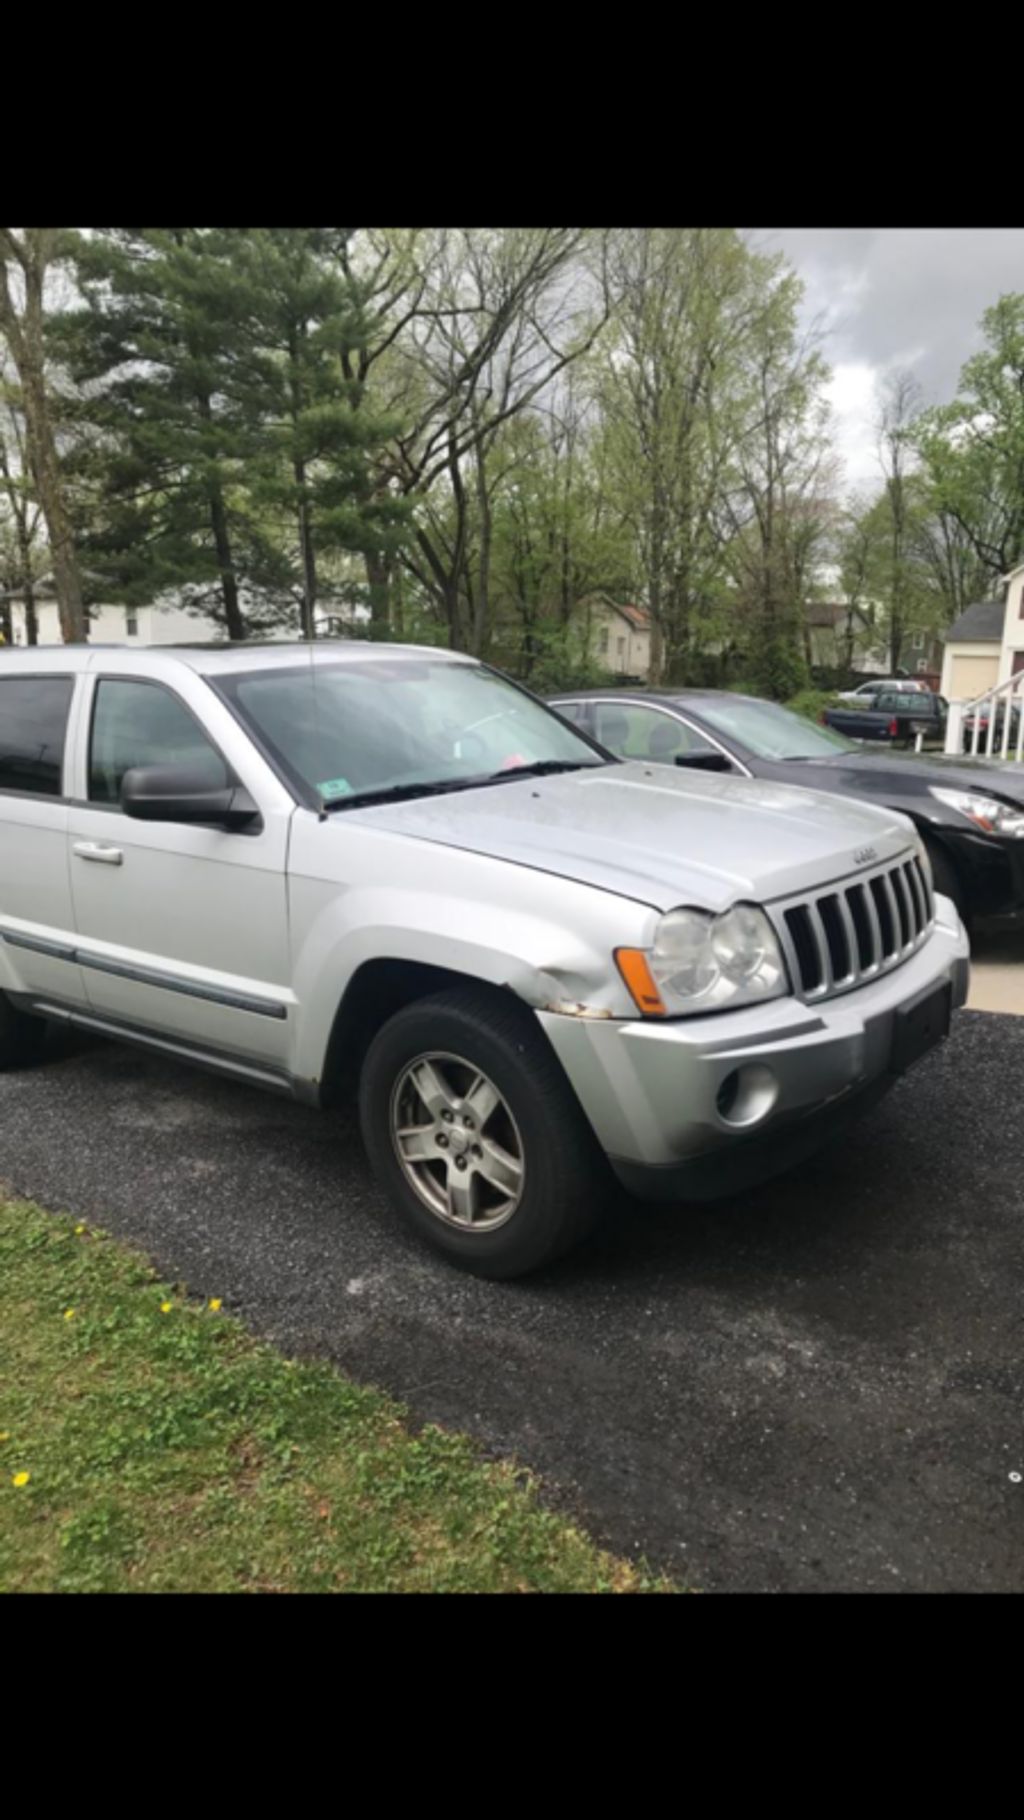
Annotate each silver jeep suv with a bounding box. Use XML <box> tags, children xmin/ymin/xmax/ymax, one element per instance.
<box><xmin>0</xmin><ymin>643</ymin><xmax>969</xmax><ymax>1276</ymax></box>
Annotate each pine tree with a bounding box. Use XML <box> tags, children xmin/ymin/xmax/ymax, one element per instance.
<box><xmin>223</xmin><ymin>228</ymin><xmax>404</xmax><ymax>637</ymax></box>
<box><xmin>57</xmin><ymin>229</ymin><xmax>289</xmax><ymax>638</ymax></box>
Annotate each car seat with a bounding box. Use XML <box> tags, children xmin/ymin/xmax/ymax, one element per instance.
<box><xmin>647</xmin><ymin>720</ymin><xmax>684</xmax><ymax>762</ymax></box>
<box><xmin>596</xmin><ymin>709</ymin><xmax>631</xmax><ymax>755</ymax></box>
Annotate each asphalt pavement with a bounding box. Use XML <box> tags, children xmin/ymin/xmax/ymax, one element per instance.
<box><xmin>2</xmin><ymin>1010</ymin><xmax>1022</xmax><ymax>1591</ymax></box>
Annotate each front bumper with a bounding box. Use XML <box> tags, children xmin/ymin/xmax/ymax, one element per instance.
<box><xmin>536</xmin><ymin>894</ymin><xmax>970</xmax><ymax>1202</ymax></box>
<box><xmin>938</xmin><ymin>826</ymin><xmax>1024</xmax><ymax>918</ymax></box>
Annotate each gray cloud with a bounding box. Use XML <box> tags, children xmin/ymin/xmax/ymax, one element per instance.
<box><xmin>764</xmin><ymin>227</ymin><xmax>1024</xmax><ymax>402</ymax></box>
<box><xmin>750</xmin><ymin>229</ymin><xmax>1024</xmax><ymax>491</ymax></box>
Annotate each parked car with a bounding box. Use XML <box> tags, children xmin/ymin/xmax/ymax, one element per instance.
<box><xmin>547</xmin><ymin>687</ymin><xmax>1024</xmax><ymax>925</ymax></box>
<box><xmin>0</xmin><ymin>647</ymin><xmax>968</xmax><ymax>1277</ymax></box>
<box><xmin>962</xmin><ymin>703</ymin><xmax>1022</xmax><ymax>754</ymax></box>
<box><xmin>837</xmin><ymin>678</ymin><xmax>930</xmax><ymax>703</ymax></box>
<box><xmin>822</xmin><ymin>688</ymin><xmax>948</xmax><ymax>746</ymax></box>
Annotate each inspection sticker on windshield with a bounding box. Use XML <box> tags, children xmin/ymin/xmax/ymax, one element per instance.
<box><xmin>319</xmin><ymin>777</ymin><xmax>353</xmax><ymax>800</ymax></box>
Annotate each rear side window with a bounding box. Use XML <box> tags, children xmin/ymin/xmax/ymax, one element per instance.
<box><xmin>89</xmin><ymin>680</ymin><xmax>228</xmax><ymax>805</ymax></box>
<box><xmin>0</xmin><ymin>675</ymin><xmax>74</xmax><ymax>796</ymax></box>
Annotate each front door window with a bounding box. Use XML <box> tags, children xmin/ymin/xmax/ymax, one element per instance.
<box><xmin>593</xmin><ymin>703</ymin><xmax>715</xmax><ymax>764</ymax></box>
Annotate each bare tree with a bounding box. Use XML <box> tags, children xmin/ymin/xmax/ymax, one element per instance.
<box><xmin>592</xmin><ymin>229</ymin><xmax>773</xmax><ymax>685</ymax></box>
<box><xmin>877</xmin><ymin>368</ymin><xmax>921</xmax><ymax>672</ymax></box>
<box><xmin>724</xmin><ymin>269</ymin><xmax>835</xmax><ymax>697</ymax></box>
<box><xmin>359</xmin><ymin>228</ymin><xmax>611</xmax><ymax>650</ymax></box>
<box><xmin>837</xmin><ymin>497</ymin><xmax>875</xmax><ymax>671</ymax></box>
<box><xmin>0</xmin><ymin>230</ymin><xmax>86</xmax><ymax>641</ymax></box>
<box><xmin>0</xmin><ymin>383</ymin><xmax>44</xmax><ymax>643</ymax></box>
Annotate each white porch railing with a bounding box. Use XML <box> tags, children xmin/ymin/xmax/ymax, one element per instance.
<box><xmin>944</xmin><ymin>670</ymin><xmax>1024</xmax><ymax>761</ymax></box>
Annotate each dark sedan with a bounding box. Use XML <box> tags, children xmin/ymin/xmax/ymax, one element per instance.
<box><xmin>547</xmin><ymin>687</ymin><xmax>1024</xmax><ymax>924</ymax></box>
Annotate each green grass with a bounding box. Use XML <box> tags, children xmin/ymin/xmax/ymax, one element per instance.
<box><xmin>0</xmin><ymin>1196</ymin><xmax>671</xmax><ymax>1593</ymax></box>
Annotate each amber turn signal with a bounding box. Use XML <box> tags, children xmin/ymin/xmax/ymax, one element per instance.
<box><xmin>614</xmin><ymin>948</ymin><xmax>667</xmax><ymax>1016</ymax></box>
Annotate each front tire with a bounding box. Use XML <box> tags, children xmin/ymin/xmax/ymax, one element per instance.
<box><xmin>359</xmin><ymin>985</ymin><xmax>609</xmax><ymax>1278</ymax></box>
<box><xmin>0</xmin><ymin>995</ymin><xmax>49</xmax><ymax>1070</ymax></box>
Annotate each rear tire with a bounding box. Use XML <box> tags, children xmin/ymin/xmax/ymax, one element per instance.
<box><xmin>0</xmin><ymin>995</ymin><xmax>49</xmax><ymax>1070</ymax></box>
<box><xmin>359</xmin><ymin>984</ymin><xmax>610</xmax><ymax>1278</ymax></box>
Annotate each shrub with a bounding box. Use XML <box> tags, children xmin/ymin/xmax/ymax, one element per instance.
<box><xmin>786</xmin><ymin>688</ymin><xmax>846</xmax><ymax>724</ymax></box>
<box><xmin>747</xmin><ymin>640</ymin><xmax>810</xmax><ymax>704</ymax></box>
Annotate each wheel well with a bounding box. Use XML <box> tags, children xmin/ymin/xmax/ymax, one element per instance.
<box><xmin>319</xmin><ymin>960</ymin><xmax>517</xmax><ymax>1105</ymax></box>
<box><xmin>915</xmin><ymin>824</ymin><xmax>968</xmax><ymax>912</ymax></box>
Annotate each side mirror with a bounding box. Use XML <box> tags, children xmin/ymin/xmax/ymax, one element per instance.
<box><xmin>673</xmin><ymin>750</ymin><xmax>733</xmax><ymax>773</ymax></box>
<box><xmin>121</xmin><ymin>765</ymin><xmax>262</xmax><ymax>832</ymax></box>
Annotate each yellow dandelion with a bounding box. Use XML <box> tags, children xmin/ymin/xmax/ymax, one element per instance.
<box><xmin>208</xmin><ymin>1298</ymin><xmax>222</xmax><ymax>1312</ymax></box>
<box><xmin>160</xmin><ymin>1300</ymin><xmax>173</xmax><ymax>1314</ymax></box>
<box><xmin>0</xmin><ymin>1432</ymin><xmax>9</xmax><ymax>1444</ymax></box>
<box><xmin>12</xmin><ymin>1471</ymin><xmax>30</xmax><ymax>1488</ymax></box>
<box><xmin>63</xmin><ymin>1308</ymin><xmax>76</xmax><ymax>1321</ymax></box>
<box><xmin>74</xmin><ymin>1223</ymin><xmax>87</xmax><ymax>1235</ymax></box>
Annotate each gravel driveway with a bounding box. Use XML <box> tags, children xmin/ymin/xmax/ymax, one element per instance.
<box><xmin>2</xmin><ymin>1010</ymin><xmax>1022</xmax><ymax>1591</ymax></box>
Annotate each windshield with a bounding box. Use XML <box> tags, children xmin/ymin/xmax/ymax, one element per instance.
<box><xmin>216</xmin><ymin>658</ymin><xmax>607</xmax><ymax>807</ymax></box>
<box><xmin>693</xmin><ymin>696</ymin><xmax>859</xmax><ymax>760</ymax></box>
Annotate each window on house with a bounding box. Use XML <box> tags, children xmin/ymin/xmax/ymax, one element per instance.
<box><xmin>617</xmin><ymin>637</ymin><xmax>626</xmax><ymax>658</ymax></box>
<box><xmin>125</xmin><ymin>611</ymin><xmax>139</xmax><ymax>638</ymax></box>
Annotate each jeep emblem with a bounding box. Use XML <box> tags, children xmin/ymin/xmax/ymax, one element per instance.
<box><xmin>854</xmin><ymin>846</ymin><xmax>877</xmax><ymax>866</ymax></box>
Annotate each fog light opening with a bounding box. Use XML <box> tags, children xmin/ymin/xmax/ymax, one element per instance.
<box><xmin>715</xmin><ymin>1064</ymin><xmax>779</xmax><ymax>1129</ymax></box>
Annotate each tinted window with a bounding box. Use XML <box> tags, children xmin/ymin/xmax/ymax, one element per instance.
<box><xmin>89</xmin><ymin>681</ymin><xmax>228</xmax><ymax>805</ymax></box>
<box><xmin>0</xmin><ymin>675</ymin><xmax>73</xmax><ymax>796</ymax></box>
<box><xmin>593</xmin><ymin>702</ymin><xmax>714</xmax><ymax>762</ymax></box>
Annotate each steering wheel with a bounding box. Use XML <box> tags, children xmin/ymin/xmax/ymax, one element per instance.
<box><xmin>454</xmin><ymin>707</ymin><xmax>522</xmax><ymax>766</ymax></box>
<box><xmin>456</xmin><ymin>730</ymin><xmax>488</xmax><ymax>765</ymax></box>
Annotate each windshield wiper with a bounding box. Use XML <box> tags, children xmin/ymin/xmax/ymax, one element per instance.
<box><xmin>485</xmin><ymin>759</ymin><xmax>612</xmax><ymax>782</ymax></box>
<box><xmin>321</xmin><ymin>776</ymin><xmax>495</xmax><ymax>813</ymax></box>
<box><xmin>321</xmin><ymin>758</ymin><xmax>611</xmax><ymax>813</ymax></box>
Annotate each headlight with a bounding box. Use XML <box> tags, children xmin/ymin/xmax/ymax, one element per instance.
<box><xmin>929</xmin><ymin>786</ymin><xmax>1024</xmax><ymax>838</ymax></box>
<box><xmin>616</xmin><ymin>904</ymin><xmax>788</xmax><ymax>1017</ymax></box>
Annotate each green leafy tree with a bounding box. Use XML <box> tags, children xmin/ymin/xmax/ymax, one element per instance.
<box><xmin>363</xmin><ymin>228</ymin><xmax>610</xmax><ymax>653</ymax></box>
<box><xmin>0</xmin><ymin>376</ymin><xmax>46</xmax><ymax>643</ymax></box>
<box><xmin>723</xmin><ymin>264</ymin><xmax>835</xmax><ymax>699</ymax></box>
<box><xmin>0</xmin><ymin>229</ymin><xmax>86</xmax><ymax>641</ymax></box>
<box><xmin>590</xmin><ymin>228</ymin><xmax>763</xmax><ymax>684</ymax></box>
<box><xmin>484</xmin><ymin>396</ymin><xmax>633</xmax><ymax>678</ymax></box>
<box><xmin>917</xmin><ymin>294</ymin><xmax>1024</xmax><ymax>581</ymax></box>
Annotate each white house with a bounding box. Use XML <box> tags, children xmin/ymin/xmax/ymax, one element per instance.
<box><xmin>585</xmin><ymin>597</ymin><xmax>652</xmax><ymax>679</ymax></box>
<box><xmin>2</xmin><ymin>596</ymin><xmax>371</xmax><ymax>648</ymax></box>
<box><xmin>940</xmin><ymin>561</ymin><xmax>1024</xmax><ymax>702</ymax></box>
<box><xmin>3</xmin><ymin>599</ymin><xmax>219</xmax><ymax>646</ymax></box>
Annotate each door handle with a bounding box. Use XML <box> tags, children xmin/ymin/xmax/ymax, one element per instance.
<box><xmin>73</xmin><ymin>841</ymin><xmax>124</xmax><ymax>866</ymax></box>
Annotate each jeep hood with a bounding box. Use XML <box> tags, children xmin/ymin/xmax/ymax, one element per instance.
<box><xmin>349</xmin><ymin>763</ymin><xmax>915</xmax><ymax>913</ymax></box>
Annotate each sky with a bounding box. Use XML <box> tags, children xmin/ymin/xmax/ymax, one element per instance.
<box><xmin>762</xmin><ymin>228</ymin><xmax>1024</xmax><ymax>497</ymax></box>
